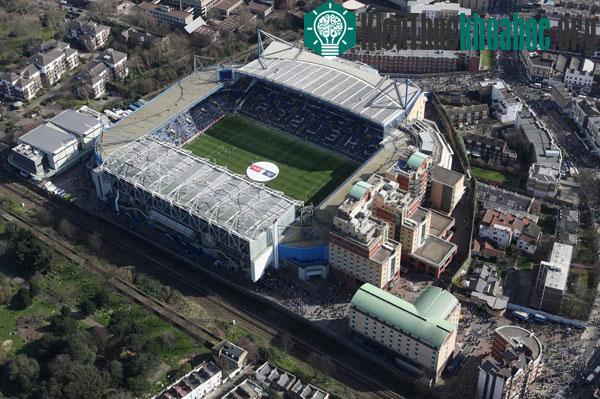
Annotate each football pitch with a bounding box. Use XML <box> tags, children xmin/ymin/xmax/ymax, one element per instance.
<box><xmin>184</xmin><ymin>114</ymin><xmax>359</xmax><ymax>204</ymax></box>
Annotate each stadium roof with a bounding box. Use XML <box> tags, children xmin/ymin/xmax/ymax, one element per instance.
<box><xmin>102</xmin><ymin>69</ymin><xmax>222</xmax><ymax>155</ymax></box>
<box><xmin>237</xmin><ymin>40</ymin><xmax>421</xmax><ymax>127</ymax></box>
<box><xmin>99</xmin><ymin>136</ymin><xmax>301</xmax><ymax>241</ymax></box>
<box><xmin>351</xmin><ymin>283</ymin><xmax>457</xmax><ymax>349</ymax></box>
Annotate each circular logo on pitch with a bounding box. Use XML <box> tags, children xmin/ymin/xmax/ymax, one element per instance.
<box><xmin>246</xmin><ymin>161</ymin><xmax>279</xmax><ymax>182</ymax></box>
<box><xmin>304</xmin><ymin>1</ymin><xmax>356</xmax><ymax>58</ymax></box>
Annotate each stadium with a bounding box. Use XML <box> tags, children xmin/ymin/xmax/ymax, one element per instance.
<box><xmin>92</xmin><ymin>33</ymin><xmax>425</xmax><ymax>282</ymax></box>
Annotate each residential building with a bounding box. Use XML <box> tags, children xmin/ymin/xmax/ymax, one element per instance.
<box><xmin>161</xmin><ymin>0</ymin><xmax>220</xmax><ymax>17</ymax></box>
<box><xmin>550</xmin><ymin>81</ymin><xmax>572</xmax><ymax>114</ymax></box>
<box><xmin>462</xmin><ymin>264</ymin><xmax>508</xmax><ymax>316</ymax></box>
<box><xmin>490</xmin><ymin>80</ymin><xmax>523</xmax><ymax>123</ymax></box>
<box><xmin>248</xmin><ymin>1</ymin><xmax>272</xmax><ymax>19</ymax></box>
<box><xmin>555</xmin><ymin>207</ymin><xmax>579</xmax><ymax>248</ymax></box>
<box><xmin>68</xmin><ymin>20</ymin><xmax>110</xmax><ymax>51</ymax></box>
<box><xmin>255</xmin><ymin>361</ymin><xmax>331</xmax><ymax>399</ymax></box>
<box><xmin>405</xmin><ymin>119</ymin><xmax>454</xmax><ymax>170</ymax></box>
<box><xmin>343</xmin><ymin>50</ymin><xmax>469</xmax><ymax>75</ymax></box>
<box><xmin>221</xmin><ymin>379</ymin><xmax>263</xmax><ymax>399</ymax></box>
<box><xmin>0</xmin><ymin>65</ymin><xmax>42</xmax><ymax>102</ymax></box>
<box><xmin>429</xmin><ymin>165</ymin><xmax>465</xmax><ymax>214</ymax></box>
<box><xmin>479</xmin><ymin>209</ymin><xmax>541</xmax><ymax>254</ymax></box>
<box><xmin>476</xmin><ymin>326</ymin><xmax>543</xmax><ymax>399</ymax></box>
<box><xmin>443</xmin><ymin>103</ymin><xmax>489</xmax><ymax>128</ymax></box>
<box><xmin>74</xmin><ymin>49</ymin><xmax>128</xmax><ymax>100</ymax></box>
<box><xmin>531</xmin><ymin>242</ymin><xmax>573</xmax><ymax>313</ymax></box>
<box><xmin>476</xmin><ymin>182</ymin><xmax>534</xmax><ymax>218</ymax></box>
<box><xmin>519</xmin><ymin>50</ymin><xmax>557</xmax><ymax>81</ymax></box>
<box><xmin>329</xmin><ymin>180</ymin><xmax>402</xmax><ymax>288</ymax></box>
<box><xmin>214</xmin><ymin>9</ymin><xmax>256</xmax><ymax>35</ymax></box>
<box><xmin>121</xmin><ymin>27</ymin><xmax>166</xmax><ymax>48</ymax></box>
<box><xmin>516</xmin><ymin>109</ymin><xmax>562</xmax><ymax>198</ymax></box>
<box><xmin>385</xmin><ymin>151</ymin><xmax>432</xmax><ymax>204</ymax></box>
<box><xmin>405</xmin><ymin>0</ymin><xmax>471</xmax><ymax>19</ymax></box>
<box><xmin>369</xmin><ymin>174</ymin><xmax>420</xmax><ymax>241</ymax></box>
<box><xmin>472</xmin><ymin>239</ymin><xmax>506</xmax><ymax>260</ymax></box>
<box><xmin>570</xmin><ymin>97</ymin><xmax>600</xmax><ymax>154</ymax></box>
<box><xmin>138</xmin><ymin>0</ymin><xmax>196</xmax><ymax>27</ymax></box>
<box><xmin>209</xmin><ymin>0</ymin><xmax>244</xmax><ymax>17</ymax></box>
<box><xmin>349</xmin><ymin>283</ymin><xmax>460</xmax><ymax>378</ymax></box>
<box><xmin>212</xmin><ymin>340</ymin><xmax>248</xmax><ymax>374</ymax></box>
<box><xmin>564</xmin><ymin>58</ymin><xmax>595</xmax><ymax>94</ymax></box>
<box><xmin>400</xmin><ymin>206</ymin><xmax>457</xmax><ymax>278</ymax></box>
<box><xmin>462</xmin><ymin>133</ymin><xmax>517</xmax><ymax>167</ymax></box>
<box><xmin>153</xmin><ymin>361</ymin><xmax>222</xmax><ymax>399</ymax></box>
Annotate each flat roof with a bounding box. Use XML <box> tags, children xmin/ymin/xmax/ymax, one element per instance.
<box><xmin>429</xmin><ymin>209</ymin><xmax>454</xmax><ymax>238</ymax></box>
<box><xmin>430</xmin><ymin>165</ymin><xmax>464</xmax><ymax>186</ymax></box>
<box><xmin>495</xmin><ymin>325</ymin><xmax>542</xmax><ymax>362</ymax></box>
<box><xmin>49</xmin><ymin>109</ymin><xmax>100</xmax><ymax>137</ymax></box>
<box><xmin>102</xmin><ymin>69</ymin><xmax>222</xmax><ymax>155</ymax></box>
<box><xmin>238</xmin><ymin>40</ymin><xmax>421</xmax><ymax>127</ymax></box>
<box><xmin>98</xmin><ymin>136</ymin><xmax>300</xmax><ymax>241</ymax></box>
<box><xmin>541</xmin><ymin>242</ymin><xmax>573</xmax><ymax>291</ymax></box>
<box><xmin>351</xmin><ymin>283</ymin><xmax>457</xmax><ymax>349</ymax></box>
<box><xmin>413</xmin><ymin>236</ymin><xmax>456</xmax><ymax>267</ymax></box>
<box><xmin>476</xmin><ymin>182</ymin><xmax>533</xmax><ymax>215</ymax></box>
<box><xmin>18</xmin><ymin>124</ymin><xmax>77</xmax><ymax>155</ymax></box>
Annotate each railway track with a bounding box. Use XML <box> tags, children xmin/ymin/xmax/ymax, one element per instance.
<box><xmin>0</xmin><ymin>178</ymin><xmax>410</xmax><ymax>399</ymax></box>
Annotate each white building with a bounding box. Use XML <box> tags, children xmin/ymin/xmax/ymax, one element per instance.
<box><xmin>153</xmin><ymin>361</ymin><xmax>222</xmax><ymax>399</ymax></box>
<box><xmin>404</xmin><ymin>0</ymin><xmax>472</xmax><ymax>19</ymax></box>
<box><xmin>532</xmin><ymin>242</ymin><xmax>573</xmax><ymax>313</ymax></box>
<box><xmin>564</xmin><ymin>58</ymin><xmax>595</xmax><ymax>94</ymax></box>
<box><xmin>490</xmin><ymin>81</ymin><xmax>522</xmax><ymax>124</ymax></box>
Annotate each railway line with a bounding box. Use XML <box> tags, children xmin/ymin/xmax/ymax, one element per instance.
<box><xmin>0</xmin><ymin>177</ymin><xmax>411</xmax><ymax>399</ymax></box>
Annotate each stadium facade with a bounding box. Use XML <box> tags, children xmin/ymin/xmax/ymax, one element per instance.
<box><xmin>92</xmin><ymin>33</ymin><xmax>425</xmax><ymax>282</ymax></box>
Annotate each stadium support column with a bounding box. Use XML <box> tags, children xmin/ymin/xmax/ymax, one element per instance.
<box><xmin>273</xmin><ymin>219</ymin><xmax>279</xmax><ymax>269</ymax></box>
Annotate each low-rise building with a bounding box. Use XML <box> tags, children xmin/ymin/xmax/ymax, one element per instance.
<box><xmin>479</xmin><ymin>209</ymin><xmax>541</xmax><ymax>255</ymax></box>
<box><xmin>570</xmin><ymin>97</ymin><xmax>600</xmax><ymax>154</ymax></box>
<box><xmin>138</xmin><ymin>0</ymin><xmax>206</xmax><ymax>30</ymax></box>
<box><xmin>429</xmin><ymin>165</ymin><xmax>465</xmax><ymax>214</ymax></box>
<box><xmin>209</xmin><ymin>0</ymin><xmax>244</xmax><ymax>17</ymax></box>
<box><xmin>248</xmin><ymin>1</ymin><xmax>272</xmax><ymax>19</ymax></box>
<box><xmin>212</xmin><ymin>340</ymin><xmax>248</xmax><ymax>374</ymax></box>
<box><xmin>564</xmin><ymin>58</ymin><xmax>595</xmax><ymax>94</ymax></box>
<box><xmin>555</xmin><ymin>207</ymin><xmax>579</xmax><ymax>248</ymax></box>
<box><xmin>350</xmin><ymin>283</ymin><xmax>460</xmax><ymax>378</ymax></box>
<box><xmin>329</xmin><ymin>180</ymin><xmax>402</xmax><ymax>288</ymax></box>
<box><xmin>8</xmin><ymin>109</ymin><xmax>102</xmax><ymax>179</ymax></box>
<box><xmin>75</xmin><ymin>49</ymin><xmax>128</xmax><ymax>100</ymax></box>
<box><xmin>0</xmin><ymin>65</ymin><xmax>42</xmax><ymax>102</ymax></box>
<box><xmin>222</xmin><ymin>379</ymin><xmax>263</xmax><ymax>399</ymax></box>
<box><xmin>121</xmin><ymin>27</ymin><xmax>166</xmax><ymax>48</ymax></box>
<box><xmin>550</xmin><ymin>81</ymin><xmax>572</xmax><ymax>114</ymax></box>
<box><xmin>462</xmin><ymin>264</ymin><xmax>508</xmax><ymax>316</ymax></box>
<box><xmin>490</xmin><ymin>80</ymin><xmax>522</xmax><ymax>123</ymax></box>
<box><xmin>255</xmin><ymin>361</ymin><xmax>330</xmax><ymax>399</ymax></box>
<box><xmin>476</xmin><ymin>326</ymin><xmax>543</xmax><ymax>399</ymax></box>
<box><xmin>444</xmin><ymin>103</ymin><xmax>489</xmax><ymax>128</ymax></box>
<box><xmin>476</xmin><ymin>182</ymin><xmax>534</xmax><ymax>218</ymax></box>
<box><xmin>462</xmin><ymin>133</ymin><xmax>517</xmax><ymax>167</ymax></box>
<box><xmin>68</xmin><ymin>20</ymin><xmax>110</xmax><ymax>51</ymax></box>
<box><xmin>343</xmin><ymin>49</ymin><xmax>469</xmax><ymax>75</ymax></box>
<box><xmin>531</xmin><ymin>242</ymin><xmax>573</xmax><ymax>313</ymax></box>
<box><xmin>153</xmin><ymin>361</ymin><xmax>222</xmax><ymax>399</ymax></box>
<box><xmin>519</xmin><ymin>50</ymin><xmax>557</xmax><ymax>81</ymax></box>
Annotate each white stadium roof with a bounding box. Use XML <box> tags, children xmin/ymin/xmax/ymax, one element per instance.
<box><xmin>237</xmin><ymin>40</ymin><xmax>421</xmax><ymax>128</ymax></box>
<box><xmin>99</xmin><ymin>136</ymin><xmax>301</xmax><ymax>241</ymax></box>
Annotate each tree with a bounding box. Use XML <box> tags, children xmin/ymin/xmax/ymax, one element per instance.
<box><xmin>29</xmin><ymin>272</ymin><xmax>42</xmax><ymax>297</ymax></box>
<box><xmin>236</xmin><ymin>336</ymin><xmax>259</xmax><ymax>363</ymax></box>
<box><xmin>93</xmin><ymin>289</ymin><xmax>110</xmax><ymax>309</ymax></box>
<box><xmin>0</xmin><ymin>280</ymin><xmax>12</xmax><ymax>305</ymax></box>
<box><xmin>109</xmin><ymin>360</ymin><xmax>124</xmax><ymax>386</ymax></box>
<box><xmin>11</xmin><ymin>287</ymin><xmax>32</xmax><ymax>310</ymax></box>
<box><xmin>281</xmin><ymin>334</ymin><xmax>294</xmax><ymax>357</ymax></box>
<box><xmin>6</xmin><ymin>225</ymin><xmax>54</xmax><ymax>275</ymax></box>
<box><xmin>80</xmin><ymin>299</ymin><xmax>96</xmax><ymax>317</ymax></box>
<box><xmin>58</xmin><ymin>219</ymin><xmax>76</xmax><ymax>240</ymax></box>
<box><xmin>1</xmin><ymin>354</ymin><xmax>39</xmax><ymax>396</ymax></box>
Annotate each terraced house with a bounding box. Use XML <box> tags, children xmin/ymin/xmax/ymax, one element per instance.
<box><xmin>349</xmin><ymin>283</ymin><xmax>459</xmax><ymax>378</ymax></box>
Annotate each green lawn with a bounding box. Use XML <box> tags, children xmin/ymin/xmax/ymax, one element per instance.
<box><xmin>0</xmin><ymin>299</ymin><xmax>58</xmax><ymax>354</ymax></box>
<box><xmin>185</xmin><ymin>114</ymin><xmax>359</xmax><ymax>204</ymax></box>
<box><xmin>470</xmin><ymin>166</ymin><xmax>507</xmax><ymax>184</ymax></box>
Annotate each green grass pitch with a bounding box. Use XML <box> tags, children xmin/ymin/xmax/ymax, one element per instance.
<box><xmin>184</xmin><ymin>114</ymin><xmax>359</xmax><ymax>204</ymax></box>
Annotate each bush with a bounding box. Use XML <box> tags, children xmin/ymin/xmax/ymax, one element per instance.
<box><xmin>12</xmin><ymin>287</ymin><xmax>32</xmax><ymax>310</ymax></box>
<box><xmin>80</xmin><ymin>299</ymin><xmax>97</xmax><ymax>317</ymax></box>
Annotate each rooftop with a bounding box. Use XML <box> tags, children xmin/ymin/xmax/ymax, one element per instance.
<box><xmin>48</xmin><ymin>109</ymin><xmax>101</xmax><ymax>137</ymax></box>
<box><xmin>18</xmin><ymin>124</ymin><xmax>77</xmax><ymax>155</ymax></box>
<box><xmin>430</xmin><ymin>165</ymin><xmax>464</xmax><ymax>186</ymax></box>
<box><xmin>98</xmin><ymin>136</ymin><xmax>300</xmax><ymax>241</ymax></box>
<box><xmin>540</xmin><ymin>242</ymin><xmax>573</xmax><ymax>291</ymax></box>
<box><xmin>476</xmin><ymin>182</ymin><xmax>533</xmax><ymax>216</ymax></box>
<box><xmin>412</xmin><ymin>235</ymin><xmax>456</xmax><ymax>267</ymax></box>
<box><xmin>351</xmin><ymin>283</ymin><xmax>458</xmax><ymax>349</ymax></box>
<box><xmin>495</xmin><ymin>325</ymin><xmax>542</xmax><ymax>362</ymax></box>
<box><xmin>238</xmin><ymin>39</ymin><xmax>422</xmax><ymax>128</ymax></box>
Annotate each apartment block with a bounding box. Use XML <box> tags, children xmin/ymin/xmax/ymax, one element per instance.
<box><xmin>531</xmin><ymin>242</ymin><xmax>573</xmax><ymax>313</ymax></box>
<box><xmin>489</xmin><ymin>80</ymin><xmax>523</xmax><ymax>123</ymax></box>
<box><xmin>343</xmin><ymin>50</ymin><xmax>469</xmax><ymax>75</ymax></box>
<box><xmin>0</xmin><ymin>65</ymin><xmax>42</xmax><ymax>102</ymax></box>
<box><xmin>138</xmin><ymin>0</ymin><xmax>195</xmax><ymax>27</ymax></box>
<box><xmin>564</xmin><ymin>58</ymin><xmax>595</xmax><ymax>94</ymax></box>
<box><xmin>329</xmin><ymin>180</ymin><xmax>401</xmax><ymax>289</ymax></box>
<box><xmin>350</xmin><ymin>283</ymin><xmax>460</xmax><ymax>378</ymax></box>
<box><xmin>477</xmin><ymin>326</ymin><xmax>542</xmax><ymax>399</ymax></box>
<box><xmin>461</xmin><ymin>133</ymin><xmax>517</xmax><ymax>167</ymax></box>
<box><xmin>444</xmin><ymin>103</ymin><xmax>489</xmax><ymax>128</ymax></box>
<box><xmin>385</xmin><ymin>151</ymin><xmax>432</xmax><ymax>204</ymax></box>
<box><xmin>68</xmin><ymin>20</ymin><xmax>110</xmax><ymax>51</ymax></box>
<box><xmin>75</xmin><ymin>49</ymin><xmax>128</xmax><ymax>100</ymax></box>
